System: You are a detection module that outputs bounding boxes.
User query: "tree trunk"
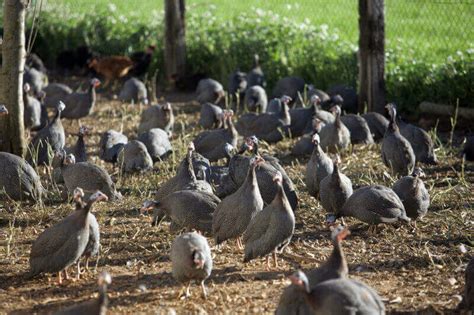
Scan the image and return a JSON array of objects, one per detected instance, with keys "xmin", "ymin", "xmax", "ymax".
[
  {"xmin": 358, "ymin": 0, "xmax": 386, "ymax": 114},
  {"xmin": 0, "ymin": 0, "xmax": 28, "ymax": 156},
  {"xmin": 164, "ymin": 0, "xmax": 186, "ymax": 88}
]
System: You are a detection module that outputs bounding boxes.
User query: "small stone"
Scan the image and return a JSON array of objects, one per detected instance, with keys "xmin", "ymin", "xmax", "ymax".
[
  {"xmin": 459, "ymin": 244, "xmax": 467, "ymax": 254},
  {"xmin": 447, "ymin": 278, "xmax": 457, "ymax": 285},
  {"xmin": 138, "ymin": 284, "xmax": 147, "ymax": 292}
]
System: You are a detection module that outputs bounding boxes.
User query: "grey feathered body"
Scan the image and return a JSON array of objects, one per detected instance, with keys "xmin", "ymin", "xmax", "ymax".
[
  {"xmin": 118, "ymin": 140, "xmax": 153, "ymax": 174},
  {"xmin": 245, "ymin": 85, "xmax": 268, "ymax": 113},
  {"xmin": 43, "ymin": 83, "xmax": 72, "ymax": 108},
  {"xmin": 193, "ymin": 123, "xmax": 238, "ymax": 162},
  {"xmin": 319, "ymin": 168, "xmax": 353, "ymax": 214},
  {"xmin": 99, "ymin": 130, "xmax": 128, "ymax": 164},
  {"xmin": 138, "ymin": 104, "xmax": 174, "ymax": 134},
  {"xmin": 196, "ymin": 78, "xmax": 224, "ymax": 104},
  {"xmin": 66, "ymin": 134, "xmax": 87, "ymax": 162},
  {"xmin": 62, "ymin": 85, "xmax": 96, "ymax": 120},
  {"xmin": 199, "ymin": 103, "xmax": 223, "ymax": 129},
  {"xmin": 247, "ymin": 66, "xmax": 265, "ymax": 88},
  {"xmin": 119, "ymin": 77, "xmax": 148, "ymax": 104},
  {"xmin": 272, "ymin": 76, "xmax": 305, "ymax": 101},
  {"xmin": 381, "ymin": 126, "xmax": 415, "ymax": 176},
  {"xmin": 276, "ymin": 285, "xmax": 314, "ymax": 315},
  {"xmin": 138, "ymin": 128, "xmax": 172, "ymax": 162},
  {"xmin": 289, "ymin": 105, "xmax": 316, "ymax": 137},
  {"xmin": 53, "ymin": 300, "xmax": 105, "ymax": 315},
  {"xmin": 236, "ymin": 112, "xmax": 290, "ymax": 143},
  {"xmin": 392, "ymin": 175, "xmax": 429, "ymax": 219},
  {"xmin": 319, "ymin": 118, "xmax": 351, "ymax": 153},
  {"xmin": 29, "ymin": 109, "xmax": 65, "ymax": 166},
  {"xmin": 83, "ymin": 213, "xmax": 100, "ymax": 258},
  {"xmin": 362, "ymin": 112, "xmax": 388, "ymax": 142},
  {"xmin": 291, "ymin": 134, "xmax": 314, "ymax": 156},
  {"xmin": 341, "ymin": 114, "xmax": 374, "ymax": 144},
  {"xmin": 305, "ymin": 145, "xmax": 333, "ymax": 198},
  {"xmin": 24, "ymin": 93, "xmax": 42, "ymax": 129},
  {"xmin": 24, "ymin": 67, "xmax": 47, "ymax": 96},
  {"xmin": 463, "ymin": 257, "xmax": 474, "ymax": 310},
  {"xmin": 399, "ymin": 121, "xmax": 437, "ymax": 165}
]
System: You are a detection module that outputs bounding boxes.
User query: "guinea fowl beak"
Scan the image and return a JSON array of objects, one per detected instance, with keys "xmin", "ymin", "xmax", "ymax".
[
  {"xmin": 289, "ymin": 274, "xmax": 304, "ymax": 287},
  {"xmin": 194, "ymin": 258, "xmax": 205, "ymax": 269}
]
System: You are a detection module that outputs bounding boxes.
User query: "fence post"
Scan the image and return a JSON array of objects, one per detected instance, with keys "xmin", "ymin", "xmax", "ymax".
[
  {"xmin": 164, "ymin": 0, "xmax": 186, "ymax": 88},
  {"xmin": 358, "ymin": 0, "xmax": 386, "ymax": 114}
]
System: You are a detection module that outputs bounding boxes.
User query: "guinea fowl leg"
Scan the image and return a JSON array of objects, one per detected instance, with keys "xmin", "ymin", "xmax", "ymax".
[
  {"xmin": 64, "ymin": 267, "xmax": 70, "ymax": 280},
  {"xmin": 57, "ymin": 271, "xmax": 62, "ymax": 285},
  {"xmin": 76, "ymin": 261, "xmax": 81, "ymax": 280},
  {"xmin": 85, "ymin": 256, "xmax": 90, "ymax": 271},
  {"xmin": 236, "ymin": 237, "xmax": 243, "ymax": 250},
  {"xmin": 201, "ymin": 281, "xmax": 208, "ymax": 299},
  {"xmin": 273, "ymin": 251, "xmax": 279, "ymax": 268},
  {"xmin": 266, "ymin": 256, "xmax": 271, "ymax": 269}
]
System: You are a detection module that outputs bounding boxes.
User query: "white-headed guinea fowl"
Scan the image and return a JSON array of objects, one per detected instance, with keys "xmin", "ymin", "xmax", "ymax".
[
  {"xmin": 118, "ymin": 140, "xmax": 153, "ymax": 174},
  {"xmin": 53, "ymin": 271, "xmax": 111, "ymax": 315},
  {"xmin": 287, "ymin": 271, "xmax": 385, "ymax": 315},
  {"xmin": 196, "ymin": 78, "xmax": 225, "ymax": 105},
  {"xmin": 171, "ymin": 232, "xmax": 213, "ymax": 298},
  {"xmin": 243, "ymin": 172, "xmax": 295, "ymax": 268},
  {"xmin": 362, "ymin": 112, "xmax": 389, "ymax": 142},
  {"xmin": 462, "ymin": 136, "xmax": 474, "ymax": 161},
  {"xmin": 320, "ymin": 155, "xmax": 353, "ymax": 214},
  {"xmin": 0, "ymin": 152, "xmax": 44, "ymax": 201},
  {"xmin": 43, "ymin": 83, "xmax": 73, "ymax": 108},
  {"xmin": 23, "ymin": 83, "xmax": 42, "ymax": 130},
  {"xmin": 272, "ymin": 76, "xmax": 305, "ymax": 104},
  {"xmin": 459, "ymin": 257, "xmax": 474, "ymax": 310},
  {"xmin": 119, "ymin": 77, "xmax": 148, "ymax": 105},
  {"xmin": 193, "ymin": 110, "xmax": 238, "ymax": 162},
  {"xmin": 309, "ymin": 94, "xmax": 335, "ymax": 124},
  {"xmin": 99, "ymin": 129, "xmax": 128, "ymax": 165},
  {"xmin": 289, "ymin": 95, "xmax": 332, "ymax": 138},
  {"xmin": 266, "ymin": 95, "xmax": 292, "ymax": 114},
  {"xmin": 66, "ymin": 126, "xmax": 88, "ymax": 162},
  {"xmin": 199, "ymin": 102, "xmax": 224, "ymax": 129},
  {"xmin": 228, "ymin": 70, "xmax": 247, "ymax": 111},
  {"xmin": 55, "ymin": 151, "xmax": 121, "ymax": 201},
  {"xmin": 29, "ymin": 191, "xmax": 108, "ymax": 284},
  {"xmin": 24, "ymin": 66, "xmax": 47, "ymax": 97},
  {"xmin": 341, "ymin": 114, "xmax": 374, "ymax": 144},
  {"xmin": 291, "ymin": 118, "xmax": 325, "ymax": 157},
  {"xmin": 381, "ymin": 103, "xmax": 415, "ymax": 176},
  {"xmin": 398, "ymin": 117, "xmax": 438, "ymax": 165},
  {"xmin": 327, "ymin": 84, "xmax": 359, "ymax": 114},
  {"xmin": 247, "ymin": 54, "xmax": 266, "ymax": 88},
  {"xmin": 28, "ymin": 101, "xmax": 66, "ymax": 166},
  {"xmin": 338, "ymin": 185, "xmax": 410, "ymax": 233},
  {"xmin": 142, "ymin": 189, "xmax": 219, "ymax": 234},
  {"xmin": 305, "ymin": 133, "xmax": 333, "ymax": 199},
  {"xmin": 245, "ymin": 85, "xmax": 268, "ymax": 113},
  {"xmin": 138, "ymin": 128, "xmax": 173, "ymax": 162},
  {"xmin": 319, "ymin": 105, "xmax": 351, "ymax": 153},
  {"xmin": 276, "ymin": 226, "xmax": 350, "ymax": 315},
  {"xmin": 237, "ymin": 97, "xmax": 291, "ymax": 143},
  {"xmin": 392, "ymin": 167, "xmax": 429, "ymax": 221},
  {"xmin": 213, "ymin": 156, "xmax": 265, "ymax": 247},
  {"xmin": 62, "ymin": 78, "xmax": 100, "ymax": 123},
  {"xmin": 138, "ymin": 102, "xmax": 174, "ymax": 136}
]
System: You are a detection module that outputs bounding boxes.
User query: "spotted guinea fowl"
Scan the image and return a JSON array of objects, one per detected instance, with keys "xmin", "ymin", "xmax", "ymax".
[
  {"xmin": 398, "ymin": 117, "xmax": 438, "ymax": 165},
  {"xmin": 320, "ymin": 155, "xmax": 353, "ymax": 214},
  {"xmin": 193, "ymin": 110, "xmax": 238, "ymax": 162},
  {"xmin": 272, "ymin": 76, "xmax": 305, "ymax": 104},
  {"xmin": 138, "ymin": 128, "xmax": 173, "ymax": 162},
  {"xmin": 266, "ymin": 95, "xmax": 292, "ymax": 114},
  {"xmin": 61, "ymin": 78, "xmax": 100, "ymax": 124},
  {"xmin": 53, "ymin": 271, "xmax": 111, "ymax": 315},
  {"xmin": 0, "ymin": 152, "xmax": 44, "ymax": 201},
  {"xmin": 171, "ymin": 232, "xmax": 213, "ymax": 298},
  {"xmin": 247, "ymin": 54, "xmax": 266, "ymax": 88},
  {"xmin": 305, "ymin": 133, "xmax": 333, "ymax": 199},
  {"xmin": 29, "ymin": 191, "xmax": 108, "ymax": 284},
  {"xmin": 66, "ymin": 126, "xmax": 88, "ymax": 162},
  {"xmin": 55, "ymin": 151, "xmax": 121, "ymax": 201},
  {"xmin": 381, "ymin": 103, "xmax": 415, "ymax": 176},
  {"xmin": 199, "ymin": 102, "xmax": 224, "ymax": 129},
  {"xmin": 24, "ymin": 66, "xmax": 47, "ymax": 97},
  {"xmin": 23, "ymin": 83, "xmax": 42, "ymax": 131},
  {"xmin": 213, "ymin": 156, "xmax": 264, "ymax": 246},
  {"xmin": 319, "ymin": 105, "xmax": 351, "ymax": 153},
  {"xmin": 338, "ymin": 185, "xmax": 410, "ymax": 232},
  {"xmin": 196, "ymin": 78, "xmax": 225, "ymax": 105},
  {"xmin": 291, "ymin": 118, "xmax": 325, "ymax": 157},
  {"xmin": 244, "ymin": 85, "xmax": 268, "ymax": 113},
  {"xmin": 362, "ymin": 112, "xmax": 389, "ymax": 142},
  {"xmin": 228, "ymin": 70, "xmax": 247, "ymax": 111},
  {"xmin": 43, "ymin": 83, "xmax": 73, "ymax": 108},
  {"xmin": 340, "ymin": 114, "xmax": 374, "ymax": 144},
  {"xmin": 243, "ymin": 172, "xmax": 295, "ymax": 268},
  {"xmin": 287, "ymin": 271, "xmax": 385, "ymax": 315},
  {"xmin": 99, "ymin": 129, "xmax": 128, "ymax": 165},
  {"xmin": 307, "ymin": 85, "xmax": 330, "ymax": 105},
  {"xmin": 392, "ymin": 167, "xmax": 430, "ymax": 221},
  {"xmin": 118, "ymin": 77, "xmax": 148, "ymax": 105},
  {"xmin": 288, "ymin": 97, "xmax": 318, "ymax": 138},
  {"xmin": 138, "ymin": 103, "xmax": 174, "ymax": 136},
  {"xmin": 118, "ymin": 140, "xmax": 153, "ymax": 174},
  {"xmin": 28, "ymin": 101, "xmax": 66, "ymax": 166}
]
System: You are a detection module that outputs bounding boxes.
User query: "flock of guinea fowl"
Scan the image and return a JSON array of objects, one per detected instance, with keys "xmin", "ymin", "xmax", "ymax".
[{"xmin": 0, "ymin": 52, "xmax": 472, "ymax": 314}]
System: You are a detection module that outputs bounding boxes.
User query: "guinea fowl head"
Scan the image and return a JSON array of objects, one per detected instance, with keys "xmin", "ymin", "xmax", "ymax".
[
  {"xmin": 331, "ymin": 94, "xmax": 344, "ymax": 106},
  {"xmin": 90, "ymin": 78, "xmax": 101, "ymax": 88},
  {"xmin": 64, "ymin": 154, "xmax": 76, "ymax": 165},
  {"xmin": 312, "ymin": 118, "xmax": 323, "ymax": 133},
  {"xmin": 78, "ymin": 126, "xmax": 89, "ymax": 136},
  {"xmin": 162, "ymin": 102, "xmax": 172, "ymax": 112},
  {"xmin": 245, "ymin": 135, "xmax": 259, "ymax": 154},
  {"xmin": 187, "ymin": 141, "xmax": 195, "ymax": 152},
  {"xmin": 73, "ymin": 187, "xmax": 85, "ymax": 201},
  {"xmin": 412, "ymin": 167, "xmax": 425, "ymax": 178},
  {"xmin": 251, "ymin": 156, "xmax": 265, "ymax": 167},
  {"xmin": 288, "ymin": 270, "xmax": 310, "ymax": 293},
  {"xmin": 90, "ymin": 190, "xmax": 109, "ymax": 203},
  {"xmin": 140, "ymin": 200, "xmax": 159, "ymax": 214},
  {"xmin": 330, "ymin": 225, "xmax": 350, "ymax": 243},
  {"xmin": 280, "ymin": 95, "xmax": 292, "ymax": 105},
  {"xmin": 23, "ymin": 83, "xmax": 31, "ymax": 93},
  {"xmin": 311, "ymin": 133, "xmax": 320, "ymax": 145},
  {"xmin": 192, "ymin": 249, "xmax": 206, "ymax": 269},
  {"xmin": 329, "ymin": 104, "xmax": 341, "ymax": 116},
  {"xmin": 57, "ymin": 101, "xmax": 66, "ymax": 112},
  {"xmin": 385, "ymin": 103, "xmax": 399, "ymax": 131},
  {"xmin": 224, "ymin": 143, "xmax": 235, "ymax": 157},
  {"xmin": 310, "ymin": 94, "xmax": 321, "ymax": 106},
  {"xmin": 0, "ymin": 104, "xmax": 8, "ymax": 116},
  {"xmin": 98, "ymin": 271, "xmax": 112, "ymax": 286}
]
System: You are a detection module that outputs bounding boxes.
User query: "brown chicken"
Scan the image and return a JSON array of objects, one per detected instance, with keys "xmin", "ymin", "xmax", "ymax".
[{"xmin": 88, "ymin": 56, "xmax": 134, "ymax": 86}]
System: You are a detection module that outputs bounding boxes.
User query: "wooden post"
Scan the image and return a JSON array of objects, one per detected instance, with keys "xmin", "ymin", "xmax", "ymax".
[
  {"xmin": 164, "ymin": 0, "xmax": 186, "ymax": 88},
  {"xmin": 358, "ymin": 0, "xmax": 386, "ymax": 114},
  {"xmin": 0, "ymin": 0, "xmax": 28, "ymax": 156}
]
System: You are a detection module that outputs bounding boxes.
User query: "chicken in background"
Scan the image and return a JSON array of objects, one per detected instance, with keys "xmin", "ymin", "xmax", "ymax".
[
  {"xmin": 129, "ymin": 45, "xmax": 156, "ymax": 78},
  {"xmin": 88, "ymin": 56, "xmax": 134, "ymax": 87}
]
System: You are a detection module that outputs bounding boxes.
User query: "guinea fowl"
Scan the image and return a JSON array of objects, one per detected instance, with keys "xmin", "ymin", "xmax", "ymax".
[
  {"xmin": 392, "ymin": 167, "xmax": 430, "ymax": 220},
  {"xmin": 462, "ymin": 136, "xmax": 474, "ymax": 161},
  {"xmin": 99, "ymin": 129, "xmax": 128, "ymax": 165},
  {"xmin": 0, "ymin": 152, "xmax": 44, "ymax": 201},
  {"xmin": 305, "ymin": 133, "xmax": 333, "ymax": 199},
  {"xmin": 247, "ymin": 54, "xmax": 266, "ymax": 88},
  {"xmin": 171, "ymin": 232, "xmax": 212, "ymax": 298},
  {"xmin": 319, "ymin": 105, "xmax": 351, "ymax": 153},
  {"xmin": 66, "ymin": 126, "xmax": 89, "ymax": 162},
  {"xmin": 61, "ymin": 78, "xmax": 100, "ymax": 124},
  {"xmin": 309, "ymin": 95, "xmax": 335, "ymax": 125},
  {"xmin": 362, "ymin": 112, "xmax": 389, "ymax": 142},
  {"xmin": 29, "ymin": 191, "xmax": 108, "ymax": 284},
  {"xmin": 244, "ymin": 85, "xmax": 268, "ymax": 113},
  {"xmin": 398, "ymin": 117, "xmax": 438, "ymax": 165},
  {"xmin": 142, "ymin": 190, "xmax": 219, "ymax": 234},
  {"xmin": 138, "ymin": 128, "xmax": 173, "ymax": 162},
  {"xmin": 53, "ymin": 271, "xmax": 111, "ymax": 315},
  {"xmin": 338, "ymin": 185, "xmax": 410, "ymax": 232},
  {"xmin": 212, "ymin": 156, "xmax": 264, "ymax": 247},
  {"xmin": 340, "ymin": 114, "xmax": 374, "ymax": 144},
  {"xmin": 28, "ymin": 101, "xmax": 66, "ymax": 166},
  {"xmin": 320, "ymin": 155, "xmax": 353, "ymax": 214},
  {"xmin": 138, "ymin": 103, "xmax": 174, "ymax": 136},
  {"xmin": 381, "ymin": 103, "xmax": 415, "ymax": 176},
  {"xmin": 23, "ymin": 83, "xmax": 42, "ymax": 130},
  {"xmin": 199, "ymin": 103, "xmax": 224, "ymax": 129},
  {"xmin": 266, "ymin": 95, "xmax": 292, "ymax": 114},
  {"xmin": 288, "ymin": 271, "xmax": 385, "ymax": 315},
  {"xmin": 196, "ymin": 78, "xmax": 225, "ymax": 105},
  {"xmin": 307, "ymin": 85, "xmax": 330, "ymax": 105},
  {"xmin": 243, "ymin": 172, "xmax": 295, "ymax": 268},
  {"xmin": 119, "ymin": 77, "xmax": 148, "ymax": 104},
  {"xmin": 272, "ymin": 76, "xmax": 305, "ymax": 104},
  {"xmin": 43, "ymin": 83, "xmax": 73, "ymax": 108},
  {"xmin": 288, "ymin": 95, "xmax": 330, "ymax": 138},
  {"xmin": 327, "ymin": 84, "xmax": 359, "ymax": 113},
  {"xmin": 55, "ymin": 151, "xmax": 122, "ymax": 201},
  {"xmin": 24, "ymin": 66, "xmax": 47, "ymax": 97},
  {"xmin": 0, "ymin": 104, "xmax": 8, "ymax": 116},
  {"xmin": 228, "ymin": 70, "xmax": 247, "ymax": 110},
  {"xmin": 193, "ymin": 110, "xmax": 238, "ymax": 162},
  {"xmin": 26, "ymin": 53, "xmax": 47, "ymax": 74},
  {"xmin": 291, "ymin": 118, "xmax": 325, "ymax": 157},
  {"xmin": 118, "ymin": 140, "xmax": 153, "ymax": 174}
]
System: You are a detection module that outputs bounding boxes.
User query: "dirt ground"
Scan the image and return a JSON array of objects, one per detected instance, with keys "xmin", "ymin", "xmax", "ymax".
[{"xmin": 0, "ymin": 78, "xmax": 473, "ymax": 314}]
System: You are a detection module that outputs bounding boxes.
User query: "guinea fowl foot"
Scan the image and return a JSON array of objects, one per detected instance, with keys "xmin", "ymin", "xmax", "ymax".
[
  {"xmin": 57, "ymin": 271, "xmax": 63, "ymax": 285},
  {"xmin": 236, "ymin": 237, "xmax": 243, "ymax": 250},
  {"xmin": 64, "ymin": 268, "xmax": 70, "ymax": 280},
  {"xmin": 177, "ymin": 282, "xmax": 192, "ymax": 300},
  {"xmin": 273, "ymin": 251, "xmax": 279, "ymax": 268},
  {"xmin": 200, "ymin": 281, "xmax": 208, "ymax": 299}
]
